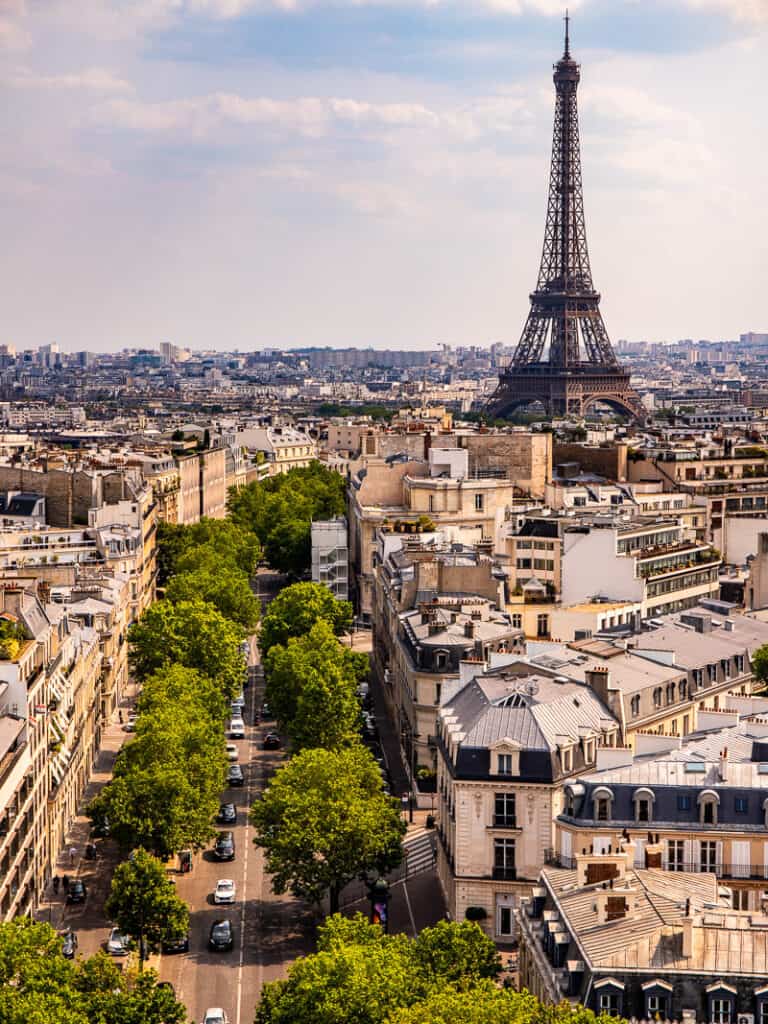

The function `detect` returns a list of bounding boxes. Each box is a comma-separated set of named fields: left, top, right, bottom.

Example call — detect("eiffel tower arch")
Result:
left=487, top=16, right=644, bottom=422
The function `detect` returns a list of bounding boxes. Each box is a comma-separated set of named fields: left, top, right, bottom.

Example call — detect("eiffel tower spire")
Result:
left=487, top=18, right=643, bottom=421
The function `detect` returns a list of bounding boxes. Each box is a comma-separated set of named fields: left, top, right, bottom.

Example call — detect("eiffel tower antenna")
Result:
left=564, top=8, right=571, bottom=60
left=486, top=18, right=644, bottom=421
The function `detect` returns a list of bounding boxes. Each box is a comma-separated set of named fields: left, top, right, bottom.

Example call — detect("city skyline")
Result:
left=0, top=0, right=766, bottom=352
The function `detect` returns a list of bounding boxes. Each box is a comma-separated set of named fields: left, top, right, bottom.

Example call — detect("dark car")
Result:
left=214, top=831, right=235, bottom=861
left=60, top=930, right=78, bottom=959
left=66, top=879, right=87, bottom=904
left=217, top=802, right=237, bottom=825
left=261, top=702, right=272, bottom=719
left=209, top=919, right=234, bottom=952
left=161, top=932, right=190, bottom=954
left=90, top=815, right=110, bottom=838
left=263, top=733, right=281, bottom=750
left=227, top=764, right=244, bottom=787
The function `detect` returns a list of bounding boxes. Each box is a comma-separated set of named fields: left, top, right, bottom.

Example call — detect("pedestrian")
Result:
left=69, top=846, right=76, bottom=866
left=62, top=874, right=70, bottom=892
left=118, top=709, right=123, bottom=724
left=52, top=875, right=60, bottom=894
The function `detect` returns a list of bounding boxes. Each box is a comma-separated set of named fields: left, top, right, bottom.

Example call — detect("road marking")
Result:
left=235, top=650, right=257, bottom=1024
left=402, top=879, right=417, bottom=937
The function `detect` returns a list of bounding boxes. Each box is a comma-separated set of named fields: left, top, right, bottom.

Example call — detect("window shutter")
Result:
left=732, top=840, right=750, bottom=878
left=661, top=842, right=669, bottom=870
left=594, top=836, right=611, bottom=855
left=561, top=830, right=572, bottom=861
left=763, top=841, right=768, bottom=880
left=634, top=838, right=646, bottom=868
left=684, top=839, right=694, bottom=871
left=715, top=841, right=724, bottom=876
left=691, top=839, right=701, bottom=871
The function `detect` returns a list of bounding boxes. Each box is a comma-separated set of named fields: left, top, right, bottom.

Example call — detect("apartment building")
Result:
left=311, top=518, right=349, bottom=601
left=561, top=518, right=721, bottom=617
left=435, top=662, right=619, bottom=941
left=519, top=852, right=768, bottom=1023
left=555, top=715, right=768, bottom=912
left=238, top=426, right=316, bottom=474
left=349, top=446, right=515, bottom=621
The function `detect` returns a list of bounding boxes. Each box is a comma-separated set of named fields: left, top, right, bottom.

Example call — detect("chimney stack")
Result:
left=465, top=620, right=476, bottom=639
left=719, top=747, right=728, bottom=782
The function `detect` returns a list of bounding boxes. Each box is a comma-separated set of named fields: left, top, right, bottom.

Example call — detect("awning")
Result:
left=48, top=674, right=64, bottom=702
left=55, top=712, right=69, bottom=736
left=50, top=758, right=64, bottom=786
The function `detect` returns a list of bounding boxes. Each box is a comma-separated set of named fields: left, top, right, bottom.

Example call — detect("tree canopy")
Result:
left=256, top=914, right=614, bottom=1024
left=259, top=581, right=353, bottom=656
left=129, top=598, right=245, bottom=699
left=166, top=563, right=260, bottom=631
left=157, top=517, right=261, bottom=585
left=105, top=849, right=189, bottom=966
left=227, top=463, right=345, bottom=576
left=0, top=919, right=187, bottom=1024
left=752, top=644, right=768, bottom=689
left=265, top=620, right=362, bottom=750
left=250, top=745, right=405, bottom=912
left=138, top=663, right=228, bottom=726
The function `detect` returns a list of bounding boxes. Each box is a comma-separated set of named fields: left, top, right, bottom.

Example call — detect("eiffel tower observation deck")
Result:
left=487, top=15, right=644, bottom=421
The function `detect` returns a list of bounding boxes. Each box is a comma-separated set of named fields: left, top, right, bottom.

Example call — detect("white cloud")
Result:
left=7, top=67, right=133, bottom=93
left=581, top=84, right=696, bottom=130
left=683, top=0, right=768, bottom=22
left=0, top=0, right=29, bottom=50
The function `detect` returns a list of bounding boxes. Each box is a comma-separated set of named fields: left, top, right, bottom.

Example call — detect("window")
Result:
left=434, top=682, right=442, bottom=706
left=667, top=839, right=685, bottom=871
left=736, top=654, right=745, bottom=674
left=708, top=663, right=717, bottom=683
left=646, top=995, right=668, bottom=1019
left=474, top=493, right=484, bottom=511
left=537, top=614, right=549, bottom=638
left=666, top=682, right=676, bottom=705
left=732, top=889, right=749, bottom=910
left=630, top=695, right=641, bottom=717
left=493, top=838, right=516, bottom=880
left=653, top=687, right=663, bottom=708
left=711, top=998, right=732, bottom=1024
left=497, top=902, right=515, bottom=937
left=700, top=794, right=718, bottom=825
left=596, top=798, right=610, bottom=821
left=701, top=840, right=718, bottom=872
left=679, top=679, right=687, bottom=700
left=497, top=754, right=513, bottom=776
left=561, top=747, right=572, bottom=773
left=494, top=793, right=516, bottom=828
left=511, top=614, right=522, bottom=629
left=428, top=495, right=435, bottom=513
left=759, top=998, right=768, bottom=1024
left=693, top=668, right=703, bottom=689
left=584, top=739, right=595, bottom=763
left=517, top=558, right=532, bottom=570
left=636, top=799, right=651, bottom=823
left=677, top=795, right=691, bottom=812
left=599, top=993, right=620, bottom=1016
left=573, top=496, right=586, bottom=508
left=735, top=798, right=749, bottom=814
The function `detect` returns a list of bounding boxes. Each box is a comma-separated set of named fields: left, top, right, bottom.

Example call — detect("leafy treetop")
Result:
left=259, top=581, right=353, bottom=655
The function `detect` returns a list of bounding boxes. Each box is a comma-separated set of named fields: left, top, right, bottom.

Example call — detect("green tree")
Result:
left=0, top=920, right=187, bottom=1024
left=411, top=921, right=501, bottom=987
left=139, top=663, right=228, bottom=726
left=129, top=599, right=245, bottom=699
left=386, top=984, right=552, bottom=1024
left=155, top=521, right=188, bottom=587
left=752, top=643, right=768, bottom=690
left=265, top=620, right=361, bottom=750
left=105, top=850, right=189, bottom=968
left=157, top=517, right=261, bottom=585
left=260, top=581, right=353, bottom=655
left=166, top=564, right=260, bottom=630
left=250, top=745, right=405, bottom=913
left=263, top=517, right=312, bottom=577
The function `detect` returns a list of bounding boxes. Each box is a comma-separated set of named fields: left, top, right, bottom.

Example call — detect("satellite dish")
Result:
left=525, top=680, right=540, bottom=698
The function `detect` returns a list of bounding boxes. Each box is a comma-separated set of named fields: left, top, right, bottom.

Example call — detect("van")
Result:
left=229, top=717, right=245, bottom=739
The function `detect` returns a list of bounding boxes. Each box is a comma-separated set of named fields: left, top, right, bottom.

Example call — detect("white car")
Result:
left=214, top=879, right=236, bottom=904
left=229, top=717, right=245, bottom=739
left=225, top=743, right=238, bottom=762
left=232, top=693, right=245, bottom=710
left=202, top=1011, right=229, bottom=1024
left=106, top=927, right=129, bottom=955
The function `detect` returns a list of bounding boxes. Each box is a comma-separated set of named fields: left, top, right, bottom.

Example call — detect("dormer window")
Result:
left=584, top=739, right=595, bottom=763
left=633, top=787, right=655, bottom=824
left=630, top=695, right=640, bottom=717
left=491, top=740, right=520, bottom=777
left=592, top=786, right=614, bottom=822
left=561, top=747, right=573, bottom=773
left=434, top=650, right=449, bottom=671
left=698, top=790, right=720, bottom=825
left=498, top=754, right=513, bottom=775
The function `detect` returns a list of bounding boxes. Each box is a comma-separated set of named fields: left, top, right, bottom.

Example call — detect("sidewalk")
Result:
left=37, top=680, right=141, bottom=935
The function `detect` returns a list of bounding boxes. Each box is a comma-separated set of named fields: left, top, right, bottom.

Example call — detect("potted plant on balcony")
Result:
left=465, top=906, right=488, bottom=922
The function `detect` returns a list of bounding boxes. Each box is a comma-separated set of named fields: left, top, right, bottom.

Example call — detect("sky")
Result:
left=0, top=0, right=766, bottom=353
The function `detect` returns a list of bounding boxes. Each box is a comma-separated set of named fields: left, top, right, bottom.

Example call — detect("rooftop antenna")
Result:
left=564, top=8, right=571, bottom=60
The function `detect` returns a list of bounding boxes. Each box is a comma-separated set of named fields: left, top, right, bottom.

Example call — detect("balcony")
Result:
left=490, top=816, right=519, bottom=830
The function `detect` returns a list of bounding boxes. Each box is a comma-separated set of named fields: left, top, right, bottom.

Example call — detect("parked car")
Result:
left=106, top=927, right=129, bottom=956
left=203, top=1008, right=230, bottom=1024
left=229, top=717, right=245, bottom=740
left=208, top=919, right=234, bottom=952
left=261, top=701, right=272, bottom=719
left=214, top=831, right=235, bottom=861
left=66, top=879, right=87, bottom=904
left=60, top=930, right=78, bottom=959
left=232, top=692, right=245, bottom=710
left=225, top=743, right=238, bottom=762
left=217, top=802, right=237, bottom=824
left=161, top=932, right=190, bottom=954
left=263, top=733, right=281, bottom=750
left=124, top=713, right=138, bottom=732
left=227, top=764, right=244, bottom=787
left=214, top=879, right=236, bottom=904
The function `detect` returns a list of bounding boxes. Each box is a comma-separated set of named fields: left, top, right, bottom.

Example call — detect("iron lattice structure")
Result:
left=488, top=18, right=644, bottom=420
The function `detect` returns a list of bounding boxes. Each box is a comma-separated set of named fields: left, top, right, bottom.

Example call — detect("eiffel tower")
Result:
left=487, top=15, right=644, bottom=421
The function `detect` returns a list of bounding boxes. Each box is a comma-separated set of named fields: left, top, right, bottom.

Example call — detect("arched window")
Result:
left=630, top=695, right=641, bottom=717
left=653, top=687, right=663, bottom=708
left=434, top=649, right=450, bottom=671
left=592, top=787, right=614, bottom=822
left=666, top=682, right=676, bottom=705
left=698, top=789, right=720, bottom=825
left=633, top=787, right=655, bottom=824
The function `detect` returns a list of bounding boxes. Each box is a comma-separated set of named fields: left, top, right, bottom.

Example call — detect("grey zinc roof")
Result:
left=447, top=670, right=614, bottom=751
left=544, top=866, right=768, bottom=976
left=633, top=624, right=749, bottom=668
